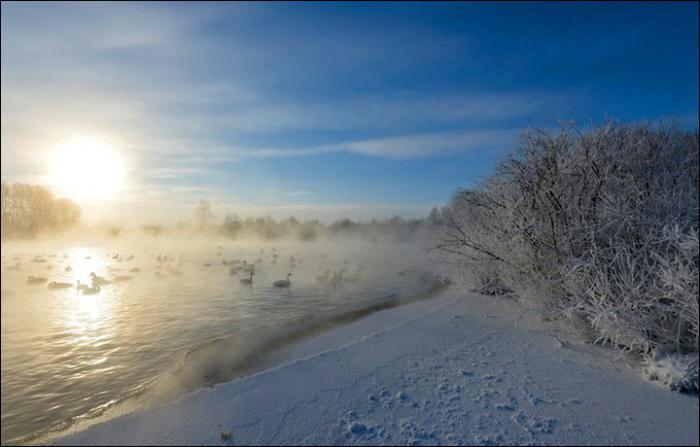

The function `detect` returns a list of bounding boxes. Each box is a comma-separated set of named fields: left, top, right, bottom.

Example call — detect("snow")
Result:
left=49, top=290, right=699, bottom=445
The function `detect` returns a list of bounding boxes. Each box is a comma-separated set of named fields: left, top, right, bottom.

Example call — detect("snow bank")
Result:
left=48, top=289, right=699, bottom=446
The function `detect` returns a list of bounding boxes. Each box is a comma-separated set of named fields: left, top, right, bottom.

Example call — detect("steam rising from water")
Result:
left=1, top=233, right=445, bottom=445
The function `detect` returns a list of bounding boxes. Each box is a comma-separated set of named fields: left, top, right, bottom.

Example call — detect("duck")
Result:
left=48, top=281, right=73, bottom=290
left=82, top=284, right=101, bottom=295
left=240, top=271, right=254, bottom=285
left=27, top=276, right=48, bottom=284
left=273, top=273, right=292, bottom=288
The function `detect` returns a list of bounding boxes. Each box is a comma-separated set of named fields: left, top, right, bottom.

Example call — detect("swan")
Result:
left=90, top=272, right=112, bottom=285
left=273, top=273, right=292, bottom=288
left=167, top=267, right=183, bottom=276
left=27, top=276, right=48, bottom=284
left=82, top=284, right=101, bottom=295
left=129, top=267, right=140, bottom=273
left=240, top=271, right=254, bottom=285
left=330, top=271, right=344, bottom=286
left=316, top=270, right=330, bottom=283
left=344, top=272, right=360, bottom=283
left=240, top=261, right=254, bottom=273
left=112, top=275, right=131, bottom=282
left=48, top=281, right=73, bottom=290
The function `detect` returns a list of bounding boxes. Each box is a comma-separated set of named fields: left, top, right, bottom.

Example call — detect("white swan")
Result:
left=273, top=273, right=292, bottom=288
left=90, top=272, right=112, bottom=285
left=27, top=276, right=48, bottom=284
left=240, top=271, right=254, bottom=285
left=316, top=270, right=330, bottom=283
left=82, top=284, right=101, bottom=295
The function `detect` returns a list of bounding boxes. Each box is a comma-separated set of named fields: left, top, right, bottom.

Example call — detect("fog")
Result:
left=1, top=224, right=447, bottom=445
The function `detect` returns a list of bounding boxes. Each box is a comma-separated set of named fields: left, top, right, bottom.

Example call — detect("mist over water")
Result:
left=1, top=234, right=445, bottom=445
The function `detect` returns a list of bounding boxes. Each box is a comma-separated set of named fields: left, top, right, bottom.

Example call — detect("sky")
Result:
left=1, top=1, right=698, bottom=225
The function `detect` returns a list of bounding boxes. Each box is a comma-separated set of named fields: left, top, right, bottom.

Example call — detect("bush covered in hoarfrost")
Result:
left=644, top=352, right=699, bottom=393
left=438, top=122, right=699, bottom=391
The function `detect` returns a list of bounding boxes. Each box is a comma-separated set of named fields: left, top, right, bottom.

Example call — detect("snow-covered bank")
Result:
left=50, top=289, right=699, bottom=446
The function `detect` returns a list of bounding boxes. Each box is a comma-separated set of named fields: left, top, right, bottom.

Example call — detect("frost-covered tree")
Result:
left=438, top=122, right=699, bottom=391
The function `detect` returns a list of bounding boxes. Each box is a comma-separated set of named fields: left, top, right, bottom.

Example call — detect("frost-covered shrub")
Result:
left=438, top=122, right=699, bottom=383
left=644, top=352, right=699, bottom=393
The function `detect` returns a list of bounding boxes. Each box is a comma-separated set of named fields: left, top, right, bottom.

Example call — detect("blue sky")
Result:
left=1, top=1, right=698, bottom=223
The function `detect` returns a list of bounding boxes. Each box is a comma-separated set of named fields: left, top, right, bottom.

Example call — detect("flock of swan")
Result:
left=5, top=246, right=375, bottom=296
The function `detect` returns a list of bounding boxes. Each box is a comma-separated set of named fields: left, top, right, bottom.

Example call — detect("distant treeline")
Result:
left=137, top=201, right=445, bottom=242
left=1, top=181, right=81, bottom=239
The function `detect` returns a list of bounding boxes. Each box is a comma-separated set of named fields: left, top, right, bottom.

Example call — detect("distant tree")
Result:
left=298, top=219, right=322, bottom=241
left=428, top=206, right=444, bottom=226
left=1, top=181, right=81, bottom=238
left=193, top=200, right=215, bottom=229
left=222, top=213, right=242, bottom=237
left=142, top=224, right=164, bottom=237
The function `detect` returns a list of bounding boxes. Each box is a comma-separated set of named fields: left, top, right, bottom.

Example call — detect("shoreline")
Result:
left=26, top=277, right=449, bottom=446
left=48, top=288, right=699, bottom=445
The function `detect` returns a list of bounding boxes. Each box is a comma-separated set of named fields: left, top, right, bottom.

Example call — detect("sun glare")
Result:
left=47, top=136, right=126, bottom=201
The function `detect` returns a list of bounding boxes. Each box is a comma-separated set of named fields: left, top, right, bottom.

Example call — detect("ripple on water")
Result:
left=1, top=240, right=439, bottom=444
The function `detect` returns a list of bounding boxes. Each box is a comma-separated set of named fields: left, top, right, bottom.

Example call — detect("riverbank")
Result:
left=50, top=288, right=699, bottom=445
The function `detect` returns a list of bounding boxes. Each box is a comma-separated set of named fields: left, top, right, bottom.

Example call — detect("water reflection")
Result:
left=1, top=239, right=436, bottom=445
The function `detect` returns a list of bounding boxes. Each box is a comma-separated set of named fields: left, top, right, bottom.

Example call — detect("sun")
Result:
left=47, top=136, right=126, bottom=201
